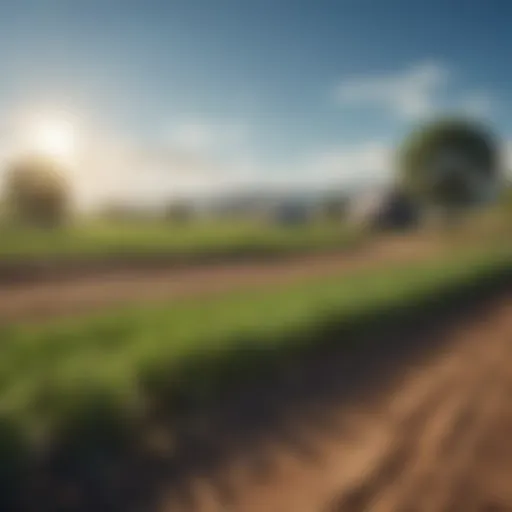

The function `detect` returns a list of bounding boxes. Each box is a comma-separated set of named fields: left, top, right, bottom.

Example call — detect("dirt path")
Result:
left=158, top=296, right=512, bottom=512
left=0, top=235, right=443, bottom=322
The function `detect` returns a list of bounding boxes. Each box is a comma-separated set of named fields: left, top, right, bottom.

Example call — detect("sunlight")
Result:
left=28, top=116, right=77, bottom=162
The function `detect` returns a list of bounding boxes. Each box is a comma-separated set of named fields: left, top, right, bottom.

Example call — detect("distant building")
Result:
left=206, top=192, right=275, bottom=221
left=349, top=188, right=420, bottom=231
left=319, top=194, right=349, bottom=221
left=271, top=198, right=317, bottom=225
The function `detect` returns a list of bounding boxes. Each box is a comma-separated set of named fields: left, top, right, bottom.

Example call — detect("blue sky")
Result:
left=0, top=0, right=510, bottom=205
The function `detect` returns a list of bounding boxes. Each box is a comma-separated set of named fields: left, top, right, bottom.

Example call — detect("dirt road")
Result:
left=0, top=235, right=443, bottom=322
left=159, top=295, right=512, bottom=512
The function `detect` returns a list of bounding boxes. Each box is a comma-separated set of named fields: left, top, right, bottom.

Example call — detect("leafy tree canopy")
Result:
left=398, top=118, right=500, bottom=208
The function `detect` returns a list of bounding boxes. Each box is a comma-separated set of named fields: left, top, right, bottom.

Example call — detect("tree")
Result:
left=398, top=118, right=500, bottom=217
left=4, top=155, right=70, bottom=227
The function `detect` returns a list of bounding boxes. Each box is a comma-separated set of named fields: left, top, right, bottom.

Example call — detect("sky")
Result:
left=0, top=0, right=511, bottom=208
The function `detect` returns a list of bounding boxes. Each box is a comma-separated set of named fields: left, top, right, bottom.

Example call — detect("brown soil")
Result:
left=0, top=234, right=443, bottom=323
left=9, top=231, right=512, bottom=512
left=156, top=295, right=512, bottom=512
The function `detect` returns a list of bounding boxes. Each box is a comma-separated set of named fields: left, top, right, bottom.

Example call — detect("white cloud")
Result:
left=458, top=92, right=494, bottom=119
left=305, top=141, right=394, bottom=188
left=73, top=134, right=250, bottom=209
left=0, top=115, right=397, bottom=209
left=336, top=61, right=498, bottom=123
left=165, top=120, right=248, bottom=155
left=227, top=141, right=395, bottom=196
left=0, top=113, right=248, bottom=210
left=168, top=123, right=215, bottom=152
left=73, top=118, right=263, bottom=208
left=336, top=61, right=448, bottom=119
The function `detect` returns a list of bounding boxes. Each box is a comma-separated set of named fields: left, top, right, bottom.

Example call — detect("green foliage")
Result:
left=399, top=118, right=499, bottom=210
left=3, top=155, right=70, bottom=228
left=0, top=243, right=509, bottom=502
left=0, top=245, right=509, bottom=429
left=0, top=219, right=363, bottom=261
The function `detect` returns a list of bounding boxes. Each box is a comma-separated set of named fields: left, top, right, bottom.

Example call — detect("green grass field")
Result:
left=1, top=207, right=509, bottom=265
left=0, top=242, right=510, bottom=478
left=0, top=219, right=362, bottom=262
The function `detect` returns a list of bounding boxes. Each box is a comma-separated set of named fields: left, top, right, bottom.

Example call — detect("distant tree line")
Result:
left=0, top=116, right=507, bottom=230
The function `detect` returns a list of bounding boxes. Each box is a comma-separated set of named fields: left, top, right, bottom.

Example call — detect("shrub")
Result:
left=3, top=155, right=70, bottom=228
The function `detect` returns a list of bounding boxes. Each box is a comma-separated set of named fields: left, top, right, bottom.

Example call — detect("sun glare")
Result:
left=14, top=109, right=79, bottom=164
left=29, top=117, right=76, bottom=161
